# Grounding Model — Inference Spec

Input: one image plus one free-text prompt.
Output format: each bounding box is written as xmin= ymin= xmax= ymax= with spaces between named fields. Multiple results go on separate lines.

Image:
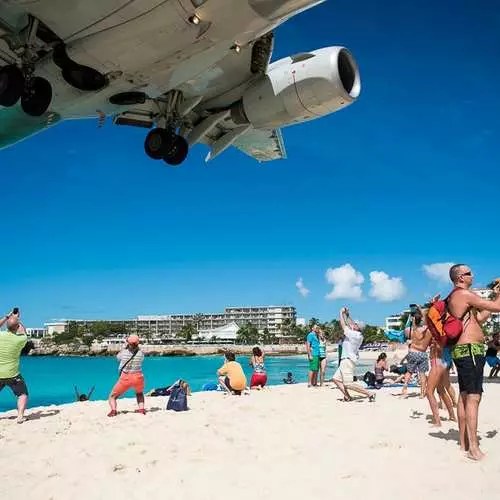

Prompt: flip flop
xmin=107 ymin=410 xmax=117 ymax=417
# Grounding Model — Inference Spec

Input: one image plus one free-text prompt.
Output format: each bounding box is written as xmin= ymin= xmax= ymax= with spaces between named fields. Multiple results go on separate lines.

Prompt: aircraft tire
xmin=163 ymin=135 xmax=188 ymax=166
xmin=0 ymin=65 xmax=25 ymax=107
xmin=144 ymin=128 xmax=175 ymax=160
xmin=21 ymin=77 xmax=52 ymax=117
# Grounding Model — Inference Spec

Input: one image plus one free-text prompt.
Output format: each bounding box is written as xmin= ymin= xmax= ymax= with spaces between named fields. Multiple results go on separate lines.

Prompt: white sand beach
xmin=1 ymin=380 xmax=499 ymax=500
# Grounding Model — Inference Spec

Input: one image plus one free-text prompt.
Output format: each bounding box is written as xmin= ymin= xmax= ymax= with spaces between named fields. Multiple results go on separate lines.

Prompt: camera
xmin=409 ymin=304 xmax=418 ymax=316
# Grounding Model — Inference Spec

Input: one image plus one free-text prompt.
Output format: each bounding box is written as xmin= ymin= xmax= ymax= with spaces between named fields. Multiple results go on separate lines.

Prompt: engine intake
xmin=232 ymin=46 xmax=360 ymax=129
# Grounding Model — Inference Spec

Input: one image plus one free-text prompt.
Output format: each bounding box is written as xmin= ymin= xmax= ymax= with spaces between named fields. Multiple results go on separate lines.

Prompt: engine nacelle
xmin=232 ymin=46 xmax=360 ymax=129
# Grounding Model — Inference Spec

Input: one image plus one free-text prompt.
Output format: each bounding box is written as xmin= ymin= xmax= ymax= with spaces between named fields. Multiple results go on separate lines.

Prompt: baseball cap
xmin=127 ymin=334 xmax=140 ymax=345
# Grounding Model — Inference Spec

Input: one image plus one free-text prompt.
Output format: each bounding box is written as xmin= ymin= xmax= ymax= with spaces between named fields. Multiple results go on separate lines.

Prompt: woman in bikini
xmin=249 ymin=346 xmax=267 ymax=389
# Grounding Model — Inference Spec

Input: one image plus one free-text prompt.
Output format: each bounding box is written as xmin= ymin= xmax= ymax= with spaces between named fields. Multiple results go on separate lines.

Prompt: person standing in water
xmin=0 ymin=308 xmax=29 ymax=423
xmin=108 ymin=335 xmax=145 ymax=417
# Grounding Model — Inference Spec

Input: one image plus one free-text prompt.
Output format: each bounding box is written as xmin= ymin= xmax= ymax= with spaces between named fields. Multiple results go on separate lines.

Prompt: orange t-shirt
xmin=218 ymin=361 xmax=247 ymax=391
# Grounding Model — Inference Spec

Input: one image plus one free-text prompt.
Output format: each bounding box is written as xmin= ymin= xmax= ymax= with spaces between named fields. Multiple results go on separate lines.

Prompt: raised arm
xmin=339 ymin=307 xmax=348 ymax=332
xmin=464 ymin=287 xmax=500 ymax=313
xmin=88 ymin=386 xmax=95 ymax=399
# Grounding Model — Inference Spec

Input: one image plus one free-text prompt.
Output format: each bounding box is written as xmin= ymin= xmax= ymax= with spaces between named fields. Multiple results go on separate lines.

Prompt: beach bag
xmin=166 ymin=386 xmax=188 ymax=412
xmin=363 ymin=371 xmax=376 ymax=387
xmin=426 ymin=290 xmax=464 ymax=347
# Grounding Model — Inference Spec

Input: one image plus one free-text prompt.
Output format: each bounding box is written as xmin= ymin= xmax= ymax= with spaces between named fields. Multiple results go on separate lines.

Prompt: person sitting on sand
xmin=332 ymin=307 xmax=375 ymax=402
xmin=74 ymin=385 xmax=95 ymax=402
xmin=217 ymin=351 xmax=246 ymax=395
xmin=374 ymin=353 xmax=398 ymax=385
xmin=108 ymin=335 xmax=146 ymax=417
xmin=0 ymin=309 xmax=29 ymax=424
xmin=249 ymin=346 xmax=267 ymax=390
xmin=283 ymin=372 xmax=295 ymax=384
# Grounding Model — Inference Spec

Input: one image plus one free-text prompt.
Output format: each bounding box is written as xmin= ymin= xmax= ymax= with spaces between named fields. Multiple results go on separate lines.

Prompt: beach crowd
xmin=1 ymin=263 xmax=500 ymax=462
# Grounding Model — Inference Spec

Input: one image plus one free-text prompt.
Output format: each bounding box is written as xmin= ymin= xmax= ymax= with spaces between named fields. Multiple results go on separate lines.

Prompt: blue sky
xmin=1 ymin=0 xmax=499 ymax=327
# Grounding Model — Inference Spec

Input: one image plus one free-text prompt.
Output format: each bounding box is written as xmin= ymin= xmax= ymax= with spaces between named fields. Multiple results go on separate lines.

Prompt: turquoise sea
xmin=0 ymin=354 xmax=373 ymax=412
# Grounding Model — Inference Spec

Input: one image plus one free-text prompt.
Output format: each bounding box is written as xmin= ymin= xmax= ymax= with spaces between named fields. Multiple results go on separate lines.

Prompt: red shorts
xmin=250 ymin=373 xmax=267 ymax=388
xmin=111 ymin=372 xmax=145 ymax=397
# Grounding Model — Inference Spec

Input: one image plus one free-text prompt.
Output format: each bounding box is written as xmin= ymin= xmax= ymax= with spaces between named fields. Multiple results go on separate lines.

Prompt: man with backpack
xmin=429 ymin=265 xmax=500 ymax=461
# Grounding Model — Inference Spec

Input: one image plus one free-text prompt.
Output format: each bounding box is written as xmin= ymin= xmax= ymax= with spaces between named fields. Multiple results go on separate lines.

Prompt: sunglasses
xmin=460 ymin=272 xmax=472 ymax=277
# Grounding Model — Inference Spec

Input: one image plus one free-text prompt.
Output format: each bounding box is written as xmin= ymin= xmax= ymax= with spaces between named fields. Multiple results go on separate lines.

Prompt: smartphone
xmin=12 ymin=307 xmax=19 ymax=315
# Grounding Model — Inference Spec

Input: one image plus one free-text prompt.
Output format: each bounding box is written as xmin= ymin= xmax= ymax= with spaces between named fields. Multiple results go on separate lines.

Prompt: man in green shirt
xmin=0 ymin=310 xmax=29 ymax=423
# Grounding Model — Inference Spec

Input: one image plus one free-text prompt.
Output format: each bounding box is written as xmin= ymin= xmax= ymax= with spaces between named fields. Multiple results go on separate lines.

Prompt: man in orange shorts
xmin=108 ymin=335 xmax=146 ymax=417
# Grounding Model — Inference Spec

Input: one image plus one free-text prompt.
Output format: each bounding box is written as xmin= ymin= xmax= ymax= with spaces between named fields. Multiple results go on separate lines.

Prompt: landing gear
xmin=144 ymin=128 xmax=189 ymax=166
xmin=0 ymin=64 xmax=52 ymax=116
xmin=21 ymin=76 xmax=52 ymax=117
xmin=0 ymin=65 xmax=24 ymax=107
xmin=163 ymin=135 xmax=188 ymax=166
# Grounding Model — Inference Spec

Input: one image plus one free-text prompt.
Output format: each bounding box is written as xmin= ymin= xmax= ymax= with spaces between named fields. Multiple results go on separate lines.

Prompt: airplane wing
xmin=225 ymin=127 xmax=286 ymax=162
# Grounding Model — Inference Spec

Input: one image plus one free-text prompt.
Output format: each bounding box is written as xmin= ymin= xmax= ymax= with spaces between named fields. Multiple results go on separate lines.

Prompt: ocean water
xmin=0 ymin=354 xmax=373 ymax=412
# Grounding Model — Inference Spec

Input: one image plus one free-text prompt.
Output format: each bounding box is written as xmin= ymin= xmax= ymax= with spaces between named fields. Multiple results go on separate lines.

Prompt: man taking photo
xmin=0 ymin=307 xmax=29 ymax=423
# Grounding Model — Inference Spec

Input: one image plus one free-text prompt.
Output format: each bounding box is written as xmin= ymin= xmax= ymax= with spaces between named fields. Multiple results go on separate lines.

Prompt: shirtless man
xmin=401 ymin=305 xmax=431 ymax=398
xmin=445 ymin=264 xmax=500 ymax=461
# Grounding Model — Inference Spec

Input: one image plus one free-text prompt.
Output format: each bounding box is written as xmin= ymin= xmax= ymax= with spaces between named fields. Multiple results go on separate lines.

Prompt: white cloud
xmin=295 ymin=278 xmax=310 ymax=297
xmin=325 ymin=264 xmax=364 ymax=300
xmin=422 ymin=262 xmax=455 ymax=283
xmin=369 ymin=271 xmax=406 ymax=302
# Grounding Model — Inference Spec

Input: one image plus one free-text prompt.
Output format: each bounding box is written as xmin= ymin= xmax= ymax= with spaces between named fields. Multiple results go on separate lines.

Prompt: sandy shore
xmin=1 ymin=378 xmax=499 ymax=500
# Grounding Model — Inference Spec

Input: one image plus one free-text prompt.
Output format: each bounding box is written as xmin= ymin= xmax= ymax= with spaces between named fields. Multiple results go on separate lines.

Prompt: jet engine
xmin=231 ymin=46 xmax=360 ymax=129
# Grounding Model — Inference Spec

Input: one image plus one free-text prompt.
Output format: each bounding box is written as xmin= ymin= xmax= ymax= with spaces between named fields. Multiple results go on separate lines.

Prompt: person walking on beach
xmin=0 ymin=308 xmax=29 ymax=423
xmin=332 ymin=307 xmax=375 ymax=402
xmin=108 ymin=335 xmax=145 ymax=417
xmin=442 ymin=264 xmax=500 ymax=461
xmin=249 ymin=346 xmax=267 ymax=389
xmin=306 ymin=325 xmax=320 ymax=387
xmin=217 ymin=351 xmax=247 ymax=395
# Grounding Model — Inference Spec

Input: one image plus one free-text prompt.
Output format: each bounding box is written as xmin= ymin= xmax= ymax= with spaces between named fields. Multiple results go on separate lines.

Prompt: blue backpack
xmin=166 ymin=385 xmax=188 ymax=412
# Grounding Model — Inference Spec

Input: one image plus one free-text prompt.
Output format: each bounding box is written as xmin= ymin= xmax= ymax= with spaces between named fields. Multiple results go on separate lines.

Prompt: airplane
xmin=0 ymin=0 xmax=361 ymax=166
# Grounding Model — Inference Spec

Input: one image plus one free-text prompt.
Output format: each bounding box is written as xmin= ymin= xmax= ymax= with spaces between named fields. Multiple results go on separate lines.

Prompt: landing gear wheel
xmin=21 ymin=77 xmax=52 ymax=117
xmin=0 ymin=65 xmax=25 ymax=107
xmin=163 ymin=135 xmax=188 ymax=166
xmin=144 ymin=128 xmax=175 ymax=160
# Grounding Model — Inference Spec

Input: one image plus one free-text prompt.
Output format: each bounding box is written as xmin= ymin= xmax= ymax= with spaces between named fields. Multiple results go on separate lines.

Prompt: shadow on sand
xmin=0 ymin=409 xmax=60 ymax=422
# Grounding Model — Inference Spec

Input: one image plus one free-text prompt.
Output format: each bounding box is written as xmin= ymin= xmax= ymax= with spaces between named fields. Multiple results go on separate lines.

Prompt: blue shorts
xmin=439 ymin=346 xmax=453 ymax=370
xmin=486 ymin=356 xmax=500 ymax=368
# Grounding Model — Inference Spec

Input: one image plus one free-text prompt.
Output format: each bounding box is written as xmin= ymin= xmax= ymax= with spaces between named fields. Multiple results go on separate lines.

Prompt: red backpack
xmin=426 ymin=289 xmax=465 ymax=347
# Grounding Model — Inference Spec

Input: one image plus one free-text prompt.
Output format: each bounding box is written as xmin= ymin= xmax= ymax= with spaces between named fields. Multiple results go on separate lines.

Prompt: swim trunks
xmin=0 ymin=374 xmax=28 ymax=397
xmin=111 ymin=372 xmax=145 ymax=397
xmin=452 ymin=343 xmax=485 ymax=394
xmin=406 ymin=351 xmax=429 ymax=374
xmin=309 ymin=356 xmax=320 ymax=371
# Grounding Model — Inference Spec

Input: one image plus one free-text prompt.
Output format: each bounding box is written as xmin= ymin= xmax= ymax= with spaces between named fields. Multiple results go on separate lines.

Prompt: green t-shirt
xmin=0 ymin=331 xmax=27 ymax=379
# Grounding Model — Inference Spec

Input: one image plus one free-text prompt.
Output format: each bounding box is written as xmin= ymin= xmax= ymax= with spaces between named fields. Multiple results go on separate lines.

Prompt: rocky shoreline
xmin=29 ymin=343 xmax=310 ymax=357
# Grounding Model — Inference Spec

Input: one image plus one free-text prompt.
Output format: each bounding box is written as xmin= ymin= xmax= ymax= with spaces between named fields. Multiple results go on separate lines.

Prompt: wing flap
xmin=232 ymin=128 xmax=287 ymax=162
